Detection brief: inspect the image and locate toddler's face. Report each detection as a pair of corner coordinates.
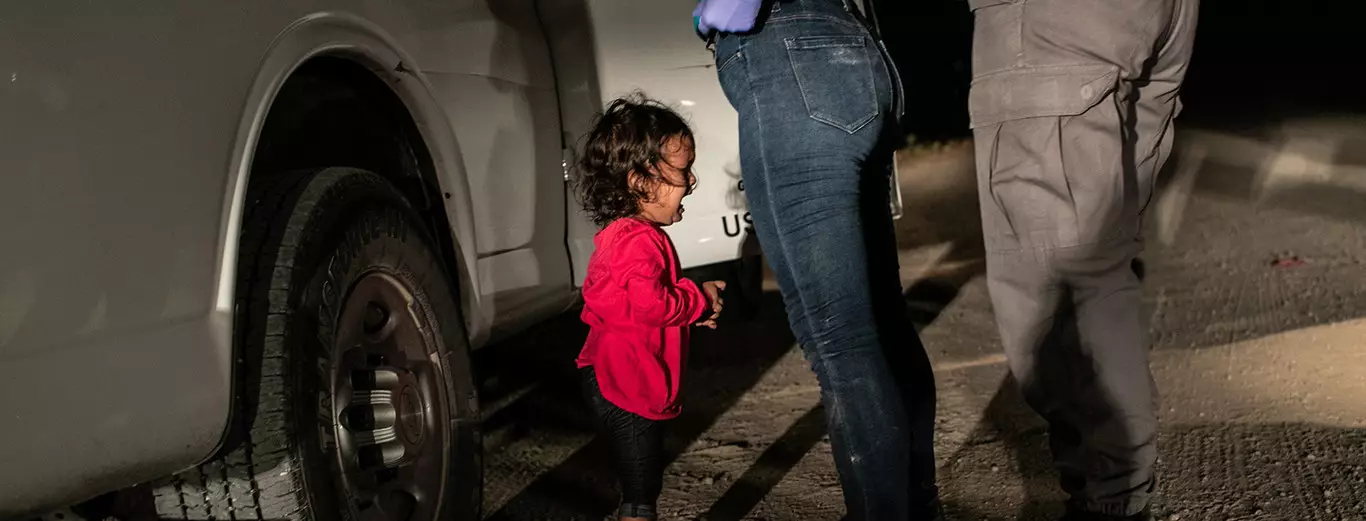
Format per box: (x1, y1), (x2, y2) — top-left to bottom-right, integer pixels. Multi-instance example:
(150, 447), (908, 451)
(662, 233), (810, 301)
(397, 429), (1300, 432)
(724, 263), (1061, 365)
(638, 135), (696, 226)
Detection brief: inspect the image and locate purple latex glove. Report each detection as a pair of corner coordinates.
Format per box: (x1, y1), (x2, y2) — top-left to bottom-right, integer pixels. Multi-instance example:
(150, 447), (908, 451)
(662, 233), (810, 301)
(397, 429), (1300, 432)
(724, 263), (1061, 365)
(693, 0), (763, 34)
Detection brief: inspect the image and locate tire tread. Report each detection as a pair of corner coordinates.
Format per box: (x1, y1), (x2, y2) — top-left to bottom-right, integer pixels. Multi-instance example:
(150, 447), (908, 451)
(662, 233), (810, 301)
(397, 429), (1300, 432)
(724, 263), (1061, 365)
(152, 168), (478, 520)
(151, 170), (326, 521)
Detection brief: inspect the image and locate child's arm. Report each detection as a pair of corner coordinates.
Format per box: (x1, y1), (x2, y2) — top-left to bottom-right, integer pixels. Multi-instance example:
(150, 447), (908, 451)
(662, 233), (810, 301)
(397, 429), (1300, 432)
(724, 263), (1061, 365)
(616, 231), (710, 328)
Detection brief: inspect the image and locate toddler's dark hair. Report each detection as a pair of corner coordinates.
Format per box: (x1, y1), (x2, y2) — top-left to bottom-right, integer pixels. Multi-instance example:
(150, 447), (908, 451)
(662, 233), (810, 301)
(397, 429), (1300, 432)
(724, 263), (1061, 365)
(575, 94), (694, 227)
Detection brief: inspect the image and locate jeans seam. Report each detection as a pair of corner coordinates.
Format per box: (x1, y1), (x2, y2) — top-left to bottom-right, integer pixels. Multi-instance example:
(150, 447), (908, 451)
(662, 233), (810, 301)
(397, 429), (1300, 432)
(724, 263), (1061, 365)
(746, 34), (883, 515)
(766, 13), (865, 30)
(744, 50), (814, 354)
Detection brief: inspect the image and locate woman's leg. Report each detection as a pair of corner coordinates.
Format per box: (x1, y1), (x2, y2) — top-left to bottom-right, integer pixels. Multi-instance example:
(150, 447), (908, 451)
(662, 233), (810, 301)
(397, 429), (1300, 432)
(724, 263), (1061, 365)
(711, 1), (928, 516)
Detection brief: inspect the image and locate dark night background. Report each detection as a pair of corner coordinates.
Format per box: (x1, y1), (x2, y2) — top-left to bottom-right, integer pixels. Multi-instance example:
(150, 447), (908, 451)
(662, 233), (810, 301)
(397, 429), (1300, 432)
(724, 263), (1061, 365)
(872, 0), (1366, 141)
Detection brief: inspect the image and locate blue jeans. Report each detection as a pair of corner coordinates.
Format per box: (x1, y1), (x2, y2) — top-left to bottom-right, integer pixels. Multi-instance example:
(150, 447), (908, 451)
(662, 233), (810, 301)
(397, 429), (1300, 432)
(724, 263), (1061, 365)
(712, 0), (938, 518)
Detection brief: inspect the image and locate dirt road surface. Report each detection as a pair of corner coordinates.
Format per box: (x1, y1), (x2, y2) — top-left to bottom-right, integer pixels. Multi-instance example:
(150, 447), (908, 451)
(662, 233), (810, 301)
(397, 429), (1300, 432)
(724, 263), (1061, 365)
(477, 128), (1366, 521)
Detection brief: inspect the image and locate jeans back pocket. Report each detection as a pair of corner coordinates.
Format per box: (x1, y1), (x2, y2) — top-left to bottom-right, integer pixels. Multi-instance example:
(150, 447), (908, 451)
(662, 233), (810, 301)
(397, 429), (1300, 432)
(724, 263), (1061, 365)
(784, 35), (879, 134)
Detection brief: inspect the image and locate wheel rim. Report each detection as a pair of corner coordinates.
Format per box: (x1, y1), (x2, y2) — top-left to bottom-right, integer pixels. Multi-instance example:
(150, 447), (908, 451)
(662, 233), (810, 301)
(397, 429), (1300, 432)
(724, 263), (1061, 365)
(331, 272), (449, 521)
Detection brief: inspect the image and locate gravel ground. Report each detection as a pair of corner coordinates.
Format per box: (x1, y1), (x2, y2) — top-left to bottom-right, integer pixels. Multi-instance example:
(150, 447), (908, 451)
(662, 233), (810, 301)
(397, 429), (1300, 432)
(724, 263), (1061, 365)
(477, 126), (1366, 521)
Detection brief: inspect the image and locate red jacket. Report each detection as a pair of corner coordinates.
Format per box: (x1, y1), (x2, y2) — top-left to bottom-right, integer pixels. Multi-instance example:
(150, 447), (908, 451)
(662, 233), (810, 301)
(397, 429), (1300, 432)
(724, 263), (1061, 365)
(576, 218), (709, 420)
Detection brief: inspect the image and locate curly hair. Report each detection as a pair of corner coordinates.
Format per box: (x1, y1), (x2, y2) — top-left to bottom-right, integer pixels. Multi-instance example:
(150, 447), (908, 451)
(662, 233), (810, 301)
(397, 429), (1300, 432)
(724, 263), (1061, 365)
(575, 94), (695, 227)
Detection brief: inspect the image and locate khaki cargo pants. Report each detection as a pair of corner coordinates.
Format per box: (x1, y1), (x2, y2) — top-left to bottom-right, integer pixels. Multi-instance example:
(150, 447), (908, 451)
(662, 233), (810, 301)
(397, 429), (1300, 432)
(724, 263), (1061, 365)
(967, 0), (1198, 515)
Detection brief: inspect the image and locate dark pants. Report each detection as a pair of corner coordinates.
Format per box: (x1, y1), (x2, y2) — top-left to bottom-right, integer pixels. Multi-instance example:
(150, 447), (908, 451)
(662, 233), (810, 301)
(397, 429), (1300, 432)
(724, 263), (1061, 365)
(581, 367), (664, 520)
(712, 0), (939, 517)
(968, 0), (1199, 515)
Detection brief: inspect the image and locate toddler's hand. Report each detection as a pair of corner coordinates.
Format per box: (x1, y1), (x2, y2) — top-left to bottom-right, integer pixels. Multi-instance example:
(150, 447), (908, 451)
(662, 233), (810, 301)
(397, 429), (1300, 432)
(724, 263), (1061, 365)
(697, 280), (727, 328)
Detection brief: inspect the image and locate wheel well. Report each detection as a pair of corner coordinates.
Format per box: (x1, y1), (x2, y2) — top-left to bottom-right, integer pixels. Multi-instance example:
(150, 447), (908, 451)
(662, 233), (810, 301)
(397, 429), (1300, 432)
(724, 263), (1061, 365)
(214, 56), (465, 457)
(250, 56), (459, 273)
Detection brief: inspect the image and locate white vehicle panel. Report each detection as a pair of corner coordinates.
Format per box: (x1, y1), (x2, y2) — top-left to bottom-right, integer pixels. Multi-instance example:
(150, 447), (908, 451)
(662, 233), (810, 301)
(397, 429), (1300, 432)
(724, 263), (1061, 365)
(0, 0), (757, 515)
(0, 1), (540, 514)
(582, 0), (753, 269)
(418, 0), (577, 334)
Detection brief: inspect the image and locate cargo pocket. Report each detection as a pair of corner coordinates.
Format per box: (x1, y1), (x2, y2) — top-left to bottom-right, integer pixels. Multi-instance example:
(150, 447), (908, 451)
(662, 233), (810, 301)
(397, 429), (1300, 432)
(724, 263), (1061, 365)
(969, 64), (1121, 250)
(785, 35), (879, 134)
(969, 63), (1119, 129)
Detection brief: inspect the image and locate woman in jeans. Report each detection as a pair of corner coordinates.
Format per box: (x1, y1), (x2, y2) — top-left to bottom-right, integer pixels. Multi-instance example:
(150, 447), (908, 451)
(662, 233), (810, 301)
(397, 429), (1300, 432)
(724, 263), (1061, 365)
(696, 0), (941, 518)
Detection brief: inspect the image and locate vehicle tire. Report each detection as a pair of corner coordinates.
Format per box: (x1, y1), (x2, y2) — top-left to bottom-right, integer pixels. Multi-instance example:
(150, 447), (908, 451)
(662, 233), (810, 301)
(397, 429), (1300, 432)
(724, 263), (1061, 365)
(152, 167), (480, 520)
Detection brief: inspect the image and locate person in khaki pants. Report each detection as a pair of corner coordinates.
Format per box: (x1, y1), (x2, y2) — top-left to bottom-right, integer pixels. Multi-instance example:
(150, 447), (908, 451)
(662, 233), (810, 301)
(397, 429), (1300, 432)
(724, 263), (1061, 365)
(967, 0), (1198, 519)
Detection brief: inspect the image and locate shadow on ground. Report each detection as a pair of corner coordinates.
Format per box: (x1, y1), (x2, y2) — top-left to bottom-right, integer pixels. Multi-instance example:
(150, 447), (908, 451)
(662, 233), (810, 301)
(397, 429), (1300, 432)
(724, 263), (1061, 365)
(479, 134), (993, 520)
(940, 374), (1366, 521)
(478, 292), (801, 520)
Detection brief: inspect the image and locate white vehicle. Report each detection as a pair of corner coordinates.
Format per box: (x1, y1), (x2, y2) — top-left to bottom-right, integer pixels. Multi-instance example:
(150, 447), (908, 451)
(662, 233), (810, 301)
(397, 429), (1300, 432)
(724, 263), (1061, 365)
(0, 1), (758, 518)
